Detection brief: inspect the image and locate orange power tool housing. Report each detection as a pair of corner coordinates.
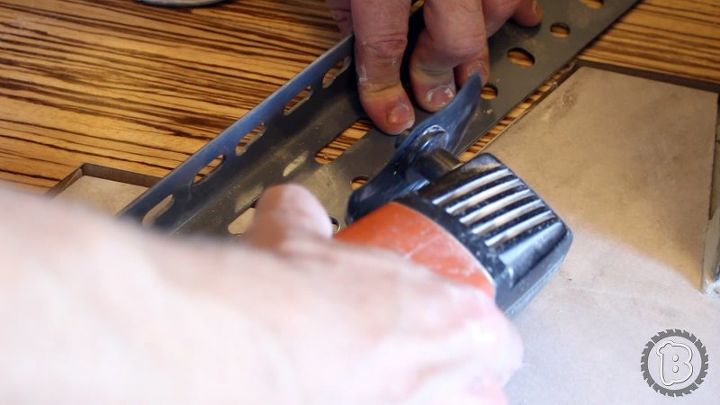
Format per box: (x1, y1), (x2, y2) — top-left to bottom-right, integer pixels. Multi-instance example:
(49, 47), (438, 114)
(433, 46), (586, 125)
(337, 153), (572, 316)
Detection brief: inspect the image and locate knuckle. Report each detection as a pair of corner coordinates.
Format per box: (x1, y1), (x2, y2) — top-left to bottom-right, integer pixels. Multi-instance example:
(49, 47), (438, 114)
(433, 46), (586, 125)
(272, 236), (321, 258)
(363, 33), (408, 60)
(329, 9), (351, 24)
(441, 35), (485, 60)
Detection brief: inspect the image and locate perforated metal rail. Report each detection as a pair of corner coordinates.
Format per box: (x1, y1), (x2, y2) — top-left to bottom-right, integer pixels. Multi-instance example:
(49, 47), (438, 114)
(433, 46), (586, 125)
(122, 0), (640, 235)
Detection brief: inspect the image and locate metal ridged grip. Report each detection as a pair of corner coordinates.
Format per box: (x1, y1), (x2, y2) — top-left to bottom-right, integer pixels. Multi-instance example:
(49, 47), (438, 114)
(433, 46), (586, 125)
(401, 153), (572, 315)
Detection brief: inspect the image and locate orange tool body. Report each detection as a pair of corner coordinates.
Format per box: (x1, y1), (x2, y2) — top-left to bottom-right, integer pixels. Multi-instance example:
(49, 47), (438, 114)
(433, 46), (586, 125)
(335, 76), (571, 315)
(337, 202), (495, 298)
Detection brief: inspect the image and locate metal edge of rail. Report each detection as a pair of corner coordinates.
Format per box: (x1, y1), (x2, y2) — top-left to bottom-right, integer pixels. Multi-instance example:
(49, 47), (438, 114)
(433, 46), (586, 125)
(120, 0), (641, 235)
(702, 106), (720, 296)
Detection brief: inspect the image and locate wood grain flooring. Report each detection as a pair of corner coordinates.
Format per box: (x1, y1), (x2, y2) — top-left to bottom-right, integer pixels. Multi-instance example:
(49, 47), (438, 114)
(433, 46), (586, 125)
(0, 0), (718, 191)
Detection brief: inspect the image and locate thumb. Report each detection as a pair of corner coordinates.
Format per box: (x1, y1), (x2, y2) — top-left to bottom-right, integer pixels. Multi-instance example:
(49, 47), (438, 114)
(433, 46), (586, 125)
(512, 0), (543, 28)
(245, 184), (333, 248)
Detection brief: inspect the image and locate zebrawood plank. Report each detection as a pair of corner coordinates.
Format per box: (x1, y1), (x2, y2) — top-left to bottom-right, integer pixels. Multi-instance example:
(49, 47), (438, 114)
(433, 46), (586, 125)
(0, 0), (718, 191)
(581, 0), (720, 84)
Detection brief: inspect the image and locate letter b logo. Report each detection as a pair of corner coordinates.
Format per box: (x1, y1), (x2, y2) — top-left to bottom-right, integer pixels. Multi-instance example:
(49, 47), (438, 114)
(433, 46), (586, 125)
(642, 329), (709, 396)
(656, 340), (693, 386)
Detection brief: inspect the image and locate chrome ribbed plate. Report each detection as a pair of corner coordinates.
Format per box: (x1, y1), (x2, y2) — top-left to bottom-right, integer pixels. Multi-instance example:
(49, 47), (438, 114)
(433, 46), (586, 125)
(410, 153), (572, 315)
(427, 159), (560, 250)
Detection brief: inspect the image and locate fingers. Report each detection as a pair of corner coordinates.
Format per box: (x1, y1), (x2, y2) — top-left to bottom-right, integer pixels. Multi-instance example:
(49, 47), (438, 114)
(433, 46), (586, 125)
(413, 283), (523, 381)
(406, 371), (509, 405)
(352, 272), (523, 401)
(454, 49), (490, 88)
(410, 0), (488, 109)
(424, 0), (543, 88)
(482, 0), (543, 35)
(344, 0), (543, 131)
(352, 0), (414, 134)
(325, 0), (353, 35)
(512, 0), (543, 28)
(245, 184), (332, 248)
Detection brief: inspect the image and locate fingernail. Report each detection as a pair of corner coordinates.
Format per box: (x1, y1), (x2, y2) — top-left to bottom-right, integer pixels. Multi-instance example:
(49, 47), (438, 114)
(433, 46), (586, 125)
(387, 103), (413, 127)
(425, 85), (456, 109)
(466, 63), (488, 84)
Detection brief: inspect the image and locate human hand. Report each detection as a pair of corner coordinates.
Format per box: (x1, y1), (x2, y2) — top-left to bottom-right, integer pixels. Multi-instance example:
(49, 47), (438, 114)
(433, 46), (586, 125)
(326, 0), (543, 134)
(243, 184), (523, 403)
(0, 184), (522, 403)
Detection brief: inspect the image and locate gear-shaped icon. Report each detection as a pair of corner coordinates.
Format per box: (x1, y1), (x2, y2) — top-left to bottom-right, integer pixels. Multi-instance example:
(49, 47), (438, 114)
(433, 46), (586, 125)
(641, 329), (709, 397)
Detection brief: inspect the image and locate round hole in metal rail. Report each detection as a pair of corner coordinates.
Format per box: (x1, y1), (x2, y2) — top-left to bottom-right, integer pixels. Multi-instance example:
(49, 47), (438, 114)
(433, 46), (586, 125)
(193, 155), (225, 185)
(323, 56), (351, 88)
(481, 84), (498, 100)
(580, 0), (604, 9)
(284, 86), (313, 115)
(228, 207), (256, 235)
(550, 23), (571, 39)
(236, 123), (266, 156)
(330, 217), (340, 233)
(351, 176), (369, 191)
(142, 195), (175, 227)
(507, 48), (535, 68)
